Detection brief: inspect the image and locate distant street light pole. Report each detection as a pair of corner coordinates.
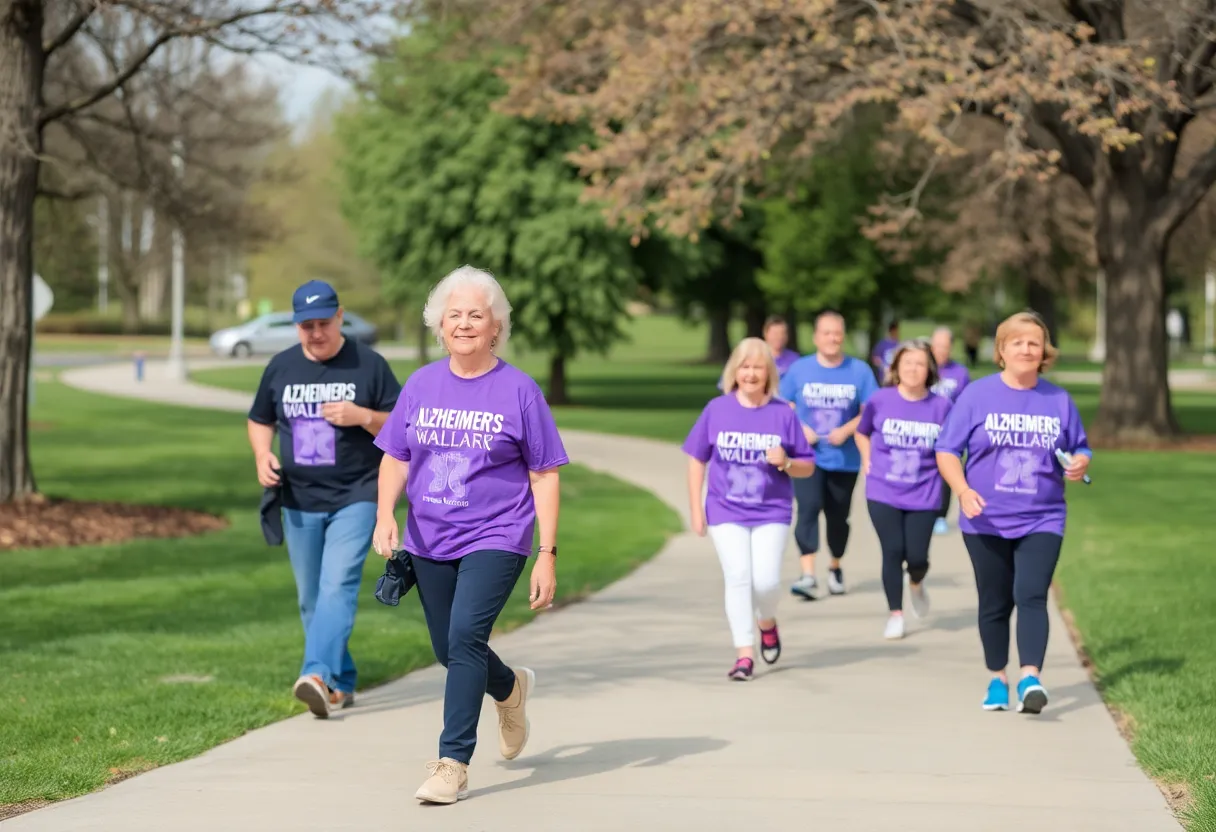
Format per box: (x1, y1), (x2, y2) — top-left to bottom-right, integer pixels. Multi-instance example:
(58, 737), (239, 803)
(1089, 269), (1106, 363)
(1204, 268), (1216, 367)
(96, 194), (109, 313)
(165, 138), (187, 381)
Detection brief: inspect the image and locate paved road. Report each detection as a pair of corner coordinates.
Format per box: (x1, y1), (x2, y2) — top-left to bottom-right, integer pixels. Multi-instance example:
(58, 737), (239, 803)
(10, 361), (1181, 830)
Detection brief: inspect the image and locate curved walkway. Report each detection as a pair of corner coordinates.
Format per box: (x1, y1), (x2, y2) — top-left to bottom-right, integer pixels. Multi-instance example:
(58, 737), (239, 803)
(13, 360), (1180, 831)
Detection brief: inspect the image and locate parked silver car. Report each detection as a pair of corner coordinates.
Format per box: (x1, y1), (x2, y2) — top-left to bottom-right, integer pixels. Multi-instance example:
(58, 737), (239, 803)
(209, 311), (378, 358)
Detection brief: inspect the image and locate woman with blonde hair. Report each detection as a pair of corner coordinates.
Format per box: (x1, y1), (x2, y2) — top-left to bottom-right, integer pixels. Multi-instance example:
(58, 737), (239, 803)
(684, 338), (817, 681)
(935, 310), (1092, 715)
(856, 340), (953, 640)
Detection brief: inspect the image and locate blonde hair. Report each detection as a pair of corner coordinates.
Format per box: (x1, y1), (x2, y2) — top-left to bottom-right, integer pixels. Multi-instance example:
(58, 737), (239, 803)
(885, 339), (940, 388)
(721, 337), (780, 397)
(993, 310), (1058, 373)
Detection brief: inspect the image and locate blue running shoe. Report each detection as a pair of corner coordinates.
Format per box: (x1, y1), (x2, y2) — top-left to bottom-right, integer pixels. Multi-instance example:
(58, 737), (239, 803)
(1017, 676), (1049, 714)
(982, 678), (1009, 711)
(933, 517), (949, 535)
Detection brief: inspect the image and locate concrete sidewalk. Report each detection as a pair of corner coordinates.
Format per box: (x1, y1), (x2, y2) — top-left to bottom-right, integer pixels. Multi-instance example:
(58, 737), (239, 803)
(12, 361), (1181, 830)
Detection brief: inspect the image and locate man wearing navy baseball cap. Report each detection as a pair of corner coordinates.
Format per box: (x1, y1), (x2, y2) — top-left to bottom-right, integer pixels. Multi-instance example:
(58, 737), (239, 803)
(293, 278), (341, 323)
(246, 279), (403, 718)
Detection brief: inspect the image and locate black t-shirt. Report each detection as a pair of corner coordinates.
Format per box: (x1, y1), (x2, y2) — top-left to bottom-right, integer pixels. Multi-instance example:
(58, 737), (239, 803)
(249, 339), (402, 513)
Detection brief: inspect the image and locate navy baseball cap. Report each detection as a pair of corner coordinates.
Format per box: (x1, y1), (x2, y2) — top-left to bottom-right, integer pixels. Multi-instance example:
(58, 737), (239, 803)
(292, 279), (340, 323)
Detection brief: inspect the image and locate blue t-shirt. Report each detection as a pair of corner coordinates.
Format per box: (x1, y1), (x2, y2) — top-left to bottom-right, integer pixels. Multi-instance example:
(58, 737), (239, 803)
(249, 339), (402, 513)
(778, 354), (878, 472)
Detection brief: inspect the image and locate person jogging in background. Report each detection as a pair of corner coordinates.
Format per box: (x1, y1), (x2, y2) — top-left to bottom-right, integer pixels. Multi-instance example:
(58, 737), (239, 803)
(935, 310), (1092, 715)
(715, 314), (801, 391)
(762, 315), (801, 378)
(779, 311), (878, 600)
(247, 279), (402, 719)
(685, 337), (816, 681)
(928, 326), (972, 534)
(963, 323), (981, 369)
(870, 319), (901, 379)
(855, 340), (952, 640)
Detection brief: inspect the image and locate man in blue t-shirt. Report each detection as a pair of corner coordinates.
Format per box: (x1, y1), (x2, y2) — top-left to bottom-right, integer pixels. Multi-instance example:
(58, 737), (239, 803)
(247, 279), (402, 718)
(779, 310), (878, 600)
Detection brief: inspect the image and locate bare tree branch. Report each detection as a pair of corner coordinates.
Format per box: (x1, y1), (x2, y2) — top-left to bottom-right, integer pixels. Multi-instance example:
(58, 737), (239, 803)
(37, 183), (98, 200)
(38, 3), (312, 127)
(44, 2), (99, 56)
(1158, 142), (1216, 232)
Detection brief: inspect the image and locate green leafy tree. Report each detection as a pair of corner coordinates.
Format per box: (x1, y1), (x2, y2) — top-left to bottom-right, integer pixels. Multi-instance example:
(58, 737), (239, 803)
(756, 112), (949, 351)
(335, 20), (638, 403)
(244, 92), (385, 331)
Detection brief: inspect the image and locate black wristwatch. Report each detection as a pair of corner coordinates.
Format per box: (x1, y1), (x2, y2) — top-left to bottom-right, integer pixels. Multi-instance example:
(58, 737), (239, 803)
(538, 545), (558, 557)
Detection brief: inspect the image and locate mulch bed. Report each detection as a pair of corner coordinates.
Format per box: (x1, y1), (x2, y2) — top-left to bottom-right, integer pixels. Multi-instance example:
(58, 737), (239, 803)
(0, 802), (50, 822)
(0, 497), (228, 551)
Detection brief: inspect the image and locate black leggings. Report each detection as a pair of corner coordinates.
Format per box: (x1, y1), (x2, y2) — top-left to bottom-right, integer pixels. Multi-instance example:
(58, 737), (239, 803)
(792, 468), (859, 558)
(963, 533), (1063, 672)
(867, 500), (936, 611)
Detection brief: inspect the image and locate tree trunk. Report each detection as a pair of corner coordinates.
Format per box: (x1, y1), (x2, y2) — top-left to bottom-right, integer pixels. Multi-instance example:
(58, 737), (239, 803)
(415, 311), (429, 364)
(784, 304), (800, 353)
(548, 352), (569, 405)
(1092, 185), (1179, 443)
(706, 305), (731, 364)
(866, 294), (883, 362)
(1026, 279), (1059, 347)
(743, 299), (765, 338)
(0, 1), (45, 502)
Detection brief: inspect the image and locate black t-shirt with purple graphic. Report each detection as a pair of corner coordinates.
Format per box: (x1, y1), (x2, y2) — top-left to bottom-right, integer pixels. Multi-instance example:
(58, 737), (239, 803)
(249, 339), (402, 513)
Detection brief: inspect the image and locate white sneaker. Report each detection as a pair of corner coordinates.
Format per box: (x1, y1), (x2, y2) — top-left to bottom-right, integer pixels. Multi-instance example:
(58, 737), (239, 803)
(884, 614), (905, 640)
(906, 573), (930, 619)
(827, 569), (846, 595)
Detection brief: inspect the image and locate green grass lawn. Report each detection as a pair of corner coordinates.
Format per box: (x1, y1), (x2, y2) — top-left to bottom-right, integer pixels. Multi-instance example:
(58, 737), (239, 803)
(0, 383), (681, 809)
(195, 314), (1216, 829)
(32, 334), (212, 355)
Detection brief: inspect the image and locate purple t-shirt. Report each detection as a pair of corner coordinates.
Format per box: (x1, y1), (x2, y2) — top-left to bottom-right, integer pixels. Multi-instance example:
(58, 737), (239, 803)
(857, 387), (953, 511)
(934, 374), (1092, 539)
(930, 360), (971, 402)
(871, 338), (899, 375)
(773, 348), (800, 377)
(682, 394), (815, 527)
(374, 359), (570, 561)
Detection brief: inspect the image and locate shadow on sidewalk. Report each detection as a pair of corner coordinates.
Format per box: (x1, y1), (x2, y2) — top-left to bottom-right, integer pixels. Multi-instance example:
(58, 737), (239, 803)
(466, 736), (730, 798)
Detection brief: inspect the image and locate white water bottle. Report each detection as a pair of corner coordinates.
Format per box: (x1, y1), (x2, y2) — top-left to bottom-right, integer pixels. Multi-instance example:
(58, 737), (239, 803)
(1054, 448), (1092, 485)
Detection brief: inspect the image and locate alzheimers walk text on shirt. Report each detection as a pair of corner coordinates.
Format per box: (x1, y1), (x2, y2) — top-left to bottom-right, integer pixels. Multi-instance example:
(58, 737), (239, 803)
(778, 354), (877, 472)
(374, 359), (569, 561)
(682, 394), (815, 528)
(248, 340), (401, 514)
(934, 374), (1091, 538)
(857, 387), (952, 511)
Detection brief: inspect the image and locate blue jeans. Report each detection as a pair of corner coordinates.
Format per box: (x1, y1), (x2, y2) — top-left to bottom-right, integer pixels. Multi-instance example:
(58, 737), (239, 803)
(282, 502), (377, 693)
(411, 550), (527, 764)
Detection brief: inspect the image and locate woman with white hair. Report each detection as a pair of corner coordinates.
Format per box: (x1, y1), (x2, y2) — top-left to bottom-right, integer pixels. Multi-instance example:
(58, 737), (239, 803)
(372, 265), (569, 804)
(684, 337), (816, 681)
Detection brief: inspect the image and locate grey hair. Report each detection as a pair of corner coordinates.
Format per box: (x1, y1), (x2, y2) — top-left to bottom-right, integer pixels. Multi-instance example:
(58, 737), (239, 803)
(931, 325), (954, 342)
(422, 265), (513, 348)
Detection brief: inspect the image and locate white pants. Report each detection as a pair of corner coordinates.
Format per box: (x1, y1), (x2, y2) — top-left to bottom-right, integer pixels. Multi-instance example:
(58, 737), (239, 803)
(707, 522), (788, 648)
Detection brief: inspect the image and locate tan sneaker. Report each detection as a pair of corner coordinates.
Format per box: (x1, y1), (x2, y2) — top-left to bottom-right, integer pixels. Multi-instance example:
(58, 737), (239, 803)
(329, 689), (354, 711)
(494, 667), (534, 760)
(414, 758), (468, 804)
(292, 675), (330, 719)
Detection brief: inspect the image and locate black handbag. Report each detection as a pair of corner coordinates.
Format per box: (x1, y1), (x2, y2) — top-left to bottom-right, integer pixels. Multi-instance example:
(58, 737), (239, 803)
(374, 550), (416, 606)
